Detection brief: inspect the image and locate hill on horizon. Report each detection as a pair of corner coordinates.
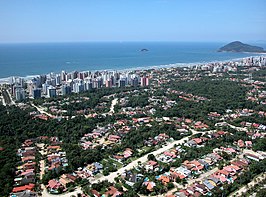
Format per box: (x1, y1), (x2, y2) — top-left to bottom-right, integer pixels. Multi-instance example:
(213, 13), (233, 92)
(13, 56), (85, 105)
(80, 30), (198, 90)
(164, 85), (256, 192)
(218, 41), (265, 53)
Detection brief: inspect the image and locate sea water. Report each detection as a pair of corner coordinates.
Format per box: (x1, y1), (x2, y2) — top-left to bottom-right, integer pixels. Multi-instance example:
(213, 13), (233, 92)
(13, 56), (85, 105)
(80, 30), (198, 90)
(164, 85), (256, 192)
(0, 42), (265, 78)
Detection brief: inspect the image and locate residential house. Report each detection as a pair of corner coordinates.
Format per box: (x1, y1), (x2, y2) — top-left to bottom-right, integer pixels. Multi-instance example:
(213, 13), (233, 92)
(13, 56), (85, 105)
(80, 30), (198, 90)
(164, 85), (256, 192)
(90, 189), (101, 197)
(194, 182), (208, 195)
(198, 159), (209, 170)
(47, 179), (64, 193)
(175, 166), (191, 178)
(12, 183), (35, 193)
(10, 190), (37, 197)
(185, 140), (197, 147)
(104, 186), (123, 197)
(231, 160), (248, 169)
(47, 145), (61, 153)
(157, 154), (173, 163)
(145, 160), (159, 172)
(22, 139), (34, 147)
(183, 160), (204, 174)
(93, 162), (103, 174)
(14, 170), (35, 186)
(108, 135), (121, 143)
(170, 170), (186, 181)
(143, 181), (156, 192)
(203, 179), (215, 191)
(206, 176), (221, 187)
(245, 141), (252, 148)
(158, 174), (170, 185)
(123, 148), (133, 159)
(192, 138), (203, 145)
(122, 171), (143, 186)
(156, 133), (170, 141)
(22, 156), (35, 163)
(244, 153), (261, 162)
(237, 140), (245, 148)
(59, 174), (75, 187)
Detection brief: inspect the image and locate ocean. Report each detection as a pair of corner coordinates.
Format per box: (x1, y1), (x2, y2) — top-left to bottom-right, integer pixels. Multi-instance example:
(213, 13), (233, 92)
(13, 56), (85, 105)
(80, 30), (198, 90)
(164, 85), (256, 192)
(0, 42), (265, 78)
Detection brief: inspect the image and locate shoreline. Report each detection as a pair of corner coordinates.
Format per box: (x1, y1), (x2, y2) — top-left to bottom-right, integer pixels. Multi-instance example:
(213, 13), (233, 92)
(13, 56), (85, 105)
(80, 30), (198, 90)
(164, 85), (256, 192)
(0, 54), (265, 83)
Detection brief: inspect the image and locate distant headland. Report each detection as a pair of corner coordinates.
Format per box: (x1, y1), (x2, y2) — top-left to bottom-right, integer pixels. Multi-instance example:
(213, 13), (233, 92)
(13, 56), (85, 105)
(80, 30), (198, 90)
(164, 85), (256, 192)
(218, 41), (266, 53)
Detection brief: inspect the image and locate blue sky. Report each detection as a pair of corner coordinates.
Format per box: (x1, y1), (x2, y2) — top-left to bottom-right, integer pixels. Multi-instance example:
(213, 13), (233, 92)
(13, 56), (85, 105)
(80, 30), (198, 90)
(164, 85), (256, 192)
(0, 0), (265, 43)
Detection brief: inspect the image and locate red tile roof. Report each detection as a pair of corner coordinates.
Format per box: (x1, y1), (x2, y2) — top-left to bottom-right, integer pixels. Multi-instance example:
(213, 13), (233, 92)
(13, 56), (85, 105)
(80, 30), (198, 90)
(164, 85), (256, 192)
(47, 179), (62, 189)
(12, 183), (35, 193)
(218, 169), (229, 176)
(158, 175), (170, 184)
(148, 160), (158, 166)
(90, 189), (101, 197)
(237, 140), (245, 148)
(192, 138), (202, 144)
(105, 186), (122, 197)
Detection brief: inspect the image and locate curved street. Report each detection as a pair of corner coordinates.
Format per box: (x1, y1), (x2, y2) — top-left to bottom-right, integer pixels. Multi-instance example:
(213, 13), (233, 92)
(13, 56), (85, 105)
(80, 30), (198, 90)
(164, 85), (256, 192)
(91, 129), (199, 184)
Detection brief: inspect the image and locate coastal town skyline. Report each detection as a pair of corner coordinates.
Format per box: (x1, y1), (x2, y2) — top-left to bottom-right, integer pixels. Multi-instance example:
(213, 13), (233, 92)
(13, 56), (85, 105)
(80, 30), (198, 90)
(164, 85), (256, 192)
(0, 0), (265, 43)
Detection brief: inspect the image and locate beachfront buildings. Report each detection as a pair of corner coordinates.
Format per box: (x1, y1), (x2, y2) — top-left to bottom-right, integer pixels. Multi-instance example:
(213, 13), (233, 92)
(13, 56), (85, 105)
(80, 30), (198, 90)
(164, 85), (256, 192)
(6, 55), (266, 101)
(9, 70), (145, 100)
(15, 87), (26, 101)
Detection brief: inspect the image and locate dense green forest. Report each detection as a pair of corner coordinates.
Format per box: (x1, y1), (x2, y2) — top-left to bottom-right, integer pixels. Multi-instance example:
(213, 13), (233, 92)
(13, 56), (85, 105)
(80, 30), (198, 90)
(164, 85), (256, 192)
(155, 78), (255, 120)
(253, 68), (266, 82)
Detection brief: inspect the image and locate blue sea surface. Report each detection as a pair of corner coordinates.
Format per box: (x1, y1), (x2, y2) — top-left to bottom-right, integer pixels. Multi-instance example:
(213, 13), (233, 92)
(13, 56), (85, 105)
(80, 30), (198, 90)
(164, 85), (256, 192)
(0, 42), (265, 78)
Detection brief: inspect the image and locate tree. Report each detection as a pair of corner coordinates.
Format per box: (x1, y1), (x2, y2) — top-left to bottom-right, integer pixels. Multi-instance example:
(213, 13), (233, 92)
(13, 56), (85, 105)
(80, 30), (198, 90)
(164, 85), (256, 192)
(256, 188), (266, 197)
(167, 182), (174, 189)
(147, 154), (156, 161)
(253, 138), (266, 151)
(114, 183), (123, 192)
(181, 179), (187, 187)
(175, 177), (181, 183)
(103, 169), (109, 176)
(123, 189), (139, 197)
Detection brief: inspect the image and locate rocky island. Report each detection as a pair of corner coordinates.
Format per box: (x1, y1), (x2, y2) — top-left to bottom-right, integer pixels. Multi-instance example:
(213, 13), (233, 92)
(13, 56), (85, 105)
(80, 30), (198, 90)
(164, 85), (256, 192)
(218, 41), (265, 53)
(140, 48), (149, 52)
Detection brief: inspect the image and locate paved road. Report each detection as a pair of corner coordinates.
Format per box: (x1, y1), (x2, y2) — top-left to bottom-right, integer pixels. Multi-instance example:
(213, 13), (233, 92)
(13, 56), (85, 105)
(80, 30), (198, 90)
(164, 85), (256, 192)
(227, 123), (248, 132)
(91, 129), (199, 184)
(6, 89), (16, 105)
(1, 95), (6, 106)
(38, 142), (46, 181)
(40, 160), (45, 180)
(109, 98), (118, 114)
(1, 89), (14, 105)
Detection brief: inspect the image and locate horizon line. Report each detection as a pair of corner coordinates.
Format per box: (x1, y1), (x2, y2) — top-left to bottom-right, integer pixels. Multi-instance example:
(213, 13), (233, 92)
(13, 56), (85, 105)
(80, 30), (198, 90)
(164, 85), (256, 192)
(1, 40), (265, 45)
